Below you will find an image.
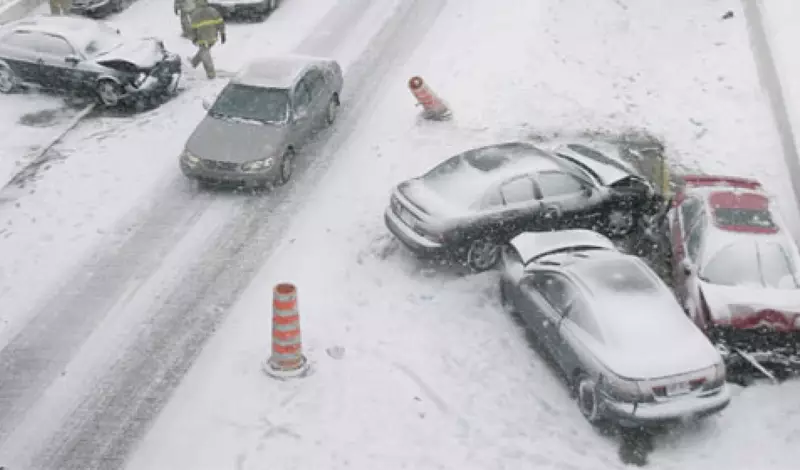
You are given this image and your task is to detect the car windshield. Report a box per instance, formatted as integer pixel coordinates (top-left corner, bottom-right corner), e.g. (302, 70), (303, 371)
(702, 241), (800, 289)
(575, 258), (660, 294)
(83, 30), (124, 57)
(420, 144), (540, 203)
(209, 84), (290, 124)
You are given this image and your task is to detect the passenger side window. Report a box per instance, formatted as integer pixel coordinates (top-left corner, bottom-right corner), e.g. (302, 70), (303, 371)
(499, 176), (536, 205)
(679, 197), (703, 237)
(3, 31), (39, 51)
(34, 34), (74, 57)
(537, 171), (585, 198)
(538, 274), (577, 315)
(481, 187), (504, 209)
(566, 297), (603, 340)
(293, 78), (312, 110)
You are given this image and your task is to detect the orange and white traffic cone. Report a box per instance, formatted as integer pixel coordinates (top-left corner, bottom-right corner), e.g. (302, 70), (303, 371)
(408, 76), (452, 121)
(263, 283), (309, 379)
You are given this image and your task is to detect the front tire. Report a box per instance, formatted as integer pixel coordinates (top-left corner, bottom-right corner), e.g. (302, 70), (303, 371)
(0, 65), (17, 94)
(274, 148), (295, 186)
(466, 238), (500, 273)
(96, 79), (123, 107)
(607, 208), (635, 237)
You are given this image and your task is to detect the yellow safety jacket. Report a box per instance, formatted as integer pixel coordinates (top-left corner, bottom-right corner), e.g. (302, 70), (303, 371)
(190, 6), (225, 47)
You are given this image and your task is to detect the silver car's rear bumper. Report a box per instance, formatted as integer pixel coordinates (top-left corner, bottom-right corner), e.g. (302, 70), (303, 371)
(602, 384), (731, 427)
(384, 207), (443, 254)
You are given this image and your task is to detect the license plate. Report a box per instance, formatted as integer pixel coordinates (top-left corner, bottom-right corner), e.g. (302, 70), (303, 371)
(665, 382), (691, 396)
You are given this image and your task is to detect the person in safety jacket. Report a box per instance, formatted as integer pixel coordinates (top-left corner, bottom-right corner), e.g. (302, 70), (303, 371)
(174, 0), (197, 38)
(188, 0), (226, 79)
(49, 0), (72, 15)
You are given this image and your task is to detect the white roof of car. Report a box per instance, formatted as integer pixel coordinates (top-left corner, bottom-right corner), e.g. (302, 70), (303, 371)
(2, 15), (115, 49)
(232, 55), (328, 89)
(511, 229), (617, 266)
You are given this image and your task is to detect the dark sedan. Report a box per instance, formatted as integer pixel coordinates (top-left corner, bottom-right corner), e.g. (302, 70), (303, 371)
(0, 16), (181, 108)
(384, 141), (660, 272)
(70, 0), (139, 18)
(209, 0), (279, 21)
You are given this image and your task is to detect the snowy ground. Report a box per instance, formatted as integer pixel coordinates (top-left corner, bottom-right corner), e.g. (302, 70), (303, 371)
(1, 0), (799, 468)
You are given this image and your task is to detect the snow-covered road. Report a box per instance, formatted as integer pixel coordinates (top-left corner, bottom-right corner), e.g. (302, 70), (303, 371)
(0, 0), (799, 468)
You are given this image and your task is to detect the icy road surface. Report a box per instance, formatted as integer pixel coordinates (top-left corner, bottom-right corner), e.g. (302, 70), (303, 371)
(0, 0), (799, 469)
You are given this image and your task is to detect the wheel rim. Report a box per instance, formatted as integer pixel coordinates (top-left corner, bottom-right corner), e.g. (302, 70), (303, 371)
(608, 209), (633, 236)
(98, 82), (120, 106)
(468, 239), (499, 271)
(280, 153), (293, 181)
(0, 68), (14, 92)
(578, 379), (599, 421)
(327, 100), (338, 123)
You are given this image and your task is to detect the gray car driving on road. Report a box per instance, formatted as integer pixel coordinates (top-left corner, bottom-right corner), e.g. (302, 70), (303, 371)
(180, 55), (343, 187)
(499, 229), (730, 428)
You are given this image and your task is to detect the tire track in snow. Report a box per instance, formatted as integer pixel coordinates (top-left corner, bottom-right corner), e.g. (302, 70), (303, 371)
(6, 0), (446, 468)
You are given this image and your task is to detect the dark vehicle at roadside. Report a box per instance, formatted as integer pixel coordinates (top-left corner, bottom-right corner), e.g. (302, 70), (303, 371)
(70, 0), (139, 18)
(209, 0), (279, 21)
(0, 16), (181, 108)
(384, 141), (660, 272)
(499, 229), (730, 428)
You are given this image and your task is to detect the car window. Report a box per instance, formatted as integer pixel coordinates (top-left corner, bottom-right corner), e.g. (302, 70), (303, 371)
(572, 258), (659, 294)
(3, 31), (40, 51)
(537, 273), (578, 315)
(34, 34), (74, 56)
(499, 176), (536, 205)
(537, 171), (585, 198)
(686, 220), (703, 261)
(680, 197), (703, 236)
(293, 78), (312, 109)
(481, 186), (504, 209)
(566, 297), (603, 340)
(702, 241), (800, 289)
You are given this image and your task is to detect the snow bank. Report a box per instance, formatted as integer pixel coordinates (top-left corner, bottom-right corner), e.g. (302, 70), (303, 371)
(126, 0), (800, 469)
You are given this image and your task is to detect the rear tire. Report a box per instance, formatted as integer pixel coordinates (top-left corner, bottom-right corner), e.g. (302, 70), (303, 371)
(325, 95), (340, 126)
(576, 374), (605, 425)
(466, 238), (500, 273)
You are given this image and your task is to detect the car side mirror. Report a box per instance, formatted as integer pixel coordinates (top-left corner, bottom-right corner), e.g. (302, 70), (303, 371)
(65, 55), (80, 65)
(680, 259), (694, 276)
(202, 99), (211, 110)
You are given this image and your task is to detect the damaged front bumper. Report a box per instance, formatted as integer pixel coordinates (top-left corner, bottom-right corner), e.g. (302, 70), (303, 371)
(120, 55), (182, 106)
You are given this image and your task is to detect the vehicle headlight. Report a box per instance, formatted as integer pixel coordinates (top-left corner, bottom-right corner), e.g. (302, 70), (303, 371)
(241, 157), (274, 172)
(182, 149), (199, 166)
(134, 73), (147, 87)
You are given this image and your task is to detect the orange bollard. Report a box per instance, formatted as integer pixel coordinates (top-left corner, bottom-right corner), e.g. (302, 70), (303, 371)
(263, 283), (309, 379)
(408, 76), (452, 121)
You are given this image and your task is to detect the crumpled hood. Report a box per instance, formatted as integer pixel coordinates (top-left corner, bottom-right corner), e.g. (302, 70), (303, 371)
(97, 38), (165, 70)
(701, 282), (800, 330)
(400, 179), (470, 218)
(186, 115), (288, 163)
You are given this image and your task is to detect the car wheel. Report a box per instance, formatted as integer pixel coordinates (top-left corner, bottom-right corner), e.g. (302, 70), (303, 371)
(325, 95), (340, 126)
(96, 79), (123, 107)
(466, 238), (500, 273)
(275, 148), (295, 186)
(499, 279), (515, 313)
(607, 209), (634, 237)
(0, 65), (17, 93)
(576, 375), (604, 425)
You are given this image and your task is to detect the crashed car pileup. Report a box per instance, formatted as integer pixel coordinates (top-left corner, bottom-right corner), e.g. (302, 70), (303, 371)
(669, 174), (800, 384)
(0, 15), (181, 108)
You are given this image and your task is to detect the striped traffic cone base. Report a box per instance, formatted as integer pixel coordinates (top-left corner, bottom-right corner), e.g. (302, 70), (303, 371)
(263, 282), (311, 380)
(263, 355), (311, 380)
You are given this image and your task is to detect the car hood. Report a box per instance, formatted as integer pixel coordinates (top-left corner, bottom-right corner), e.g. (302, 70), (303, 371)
(399, 179), (471, 218)
(186, 115), (288, 163)
(592, 295), (720, 379)
(97, 38), (165, 70)
(560, 150), (636, 186)
(700, 282), (800, 330)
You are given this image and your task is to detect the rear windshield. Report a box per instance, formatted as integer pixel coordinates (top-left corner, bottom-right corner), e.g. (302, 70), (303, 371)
(713, 208), (776, 230)
(702, 241), (799, 289)
(575, 258), (659, 293)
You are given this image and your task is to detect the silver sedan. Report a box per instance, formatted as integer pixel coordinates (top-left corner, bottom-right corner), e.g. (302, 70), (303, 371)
(499, 229), (730, 428)
(180, 55), (343, 188)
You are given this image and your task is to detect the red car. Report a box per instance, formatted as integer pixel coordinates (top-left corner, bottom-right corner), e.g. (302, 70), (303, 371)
(668, 175), (800, 382)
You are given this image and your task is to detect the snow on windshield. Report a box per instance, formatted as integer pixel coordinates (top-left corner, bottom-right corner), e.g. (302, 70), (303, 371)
(702, 241), (800, 289)
(210, 84), (289, 124)
(575, 258), (659, 294)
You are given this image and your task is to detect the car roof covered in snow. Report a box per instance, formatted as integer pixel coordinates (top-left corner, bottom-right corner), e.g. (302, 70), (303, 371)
(233, 55), (331, 89)
(0, 15), (119, 51)
(511, 229), (617, 266)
